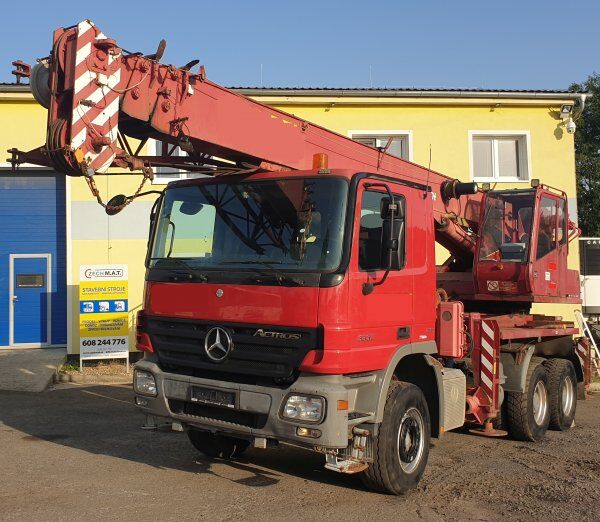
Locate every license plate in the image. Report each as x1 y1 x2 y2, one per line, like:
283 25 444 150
190 386 236 409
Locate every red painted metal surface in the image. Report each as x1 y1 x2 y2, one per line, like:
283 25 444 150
437 301 466 358
146 281 320 327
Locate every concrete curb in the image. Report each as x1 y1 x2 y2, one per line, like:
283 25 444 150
46 352 68 391
56 373 133 385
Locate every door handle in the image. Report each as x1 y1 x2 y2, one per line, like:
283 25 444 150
12 296 18 303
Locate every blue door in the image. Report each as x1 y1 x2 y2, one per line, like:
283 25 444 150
11 256 50 345
0 173 66 348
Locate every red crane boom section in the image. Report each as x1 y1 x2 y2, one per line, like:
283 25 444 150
20 20 482 258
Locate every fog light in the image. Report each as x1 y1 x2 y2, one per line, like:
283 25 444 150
297 427 322 438
134 370 157 396
282 395 324 423
135 396 150 407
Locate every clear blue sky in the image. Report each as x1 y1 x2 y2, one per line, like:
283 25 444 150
2 0 598 90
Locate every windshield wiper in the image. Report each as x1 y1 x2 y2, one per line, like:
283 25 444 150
150 258 208 282
219 260 305 286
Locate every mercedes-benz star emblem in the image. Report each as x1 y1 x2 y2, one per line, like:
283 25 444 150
204 326 233 362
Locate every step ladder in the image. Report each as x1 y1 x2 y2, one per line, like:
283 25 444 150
575 310 600 377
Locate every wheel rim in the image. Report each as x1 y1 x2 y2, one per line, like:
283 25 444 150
532 380 548 426
561 376 575 417
397 407 425 474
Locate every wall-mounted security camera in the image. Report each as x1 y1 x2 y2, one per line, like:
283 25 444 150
566 118 577 134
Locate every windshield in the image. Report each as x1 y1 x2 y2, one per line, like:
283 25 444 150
149 177 348 272
479 191 534 262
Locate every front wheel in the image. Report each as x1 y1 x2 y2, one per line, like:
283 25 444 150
360 382 430 495
186 429 250 459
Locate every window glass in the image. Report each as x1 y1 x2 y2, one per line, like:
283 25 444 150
479 191 534 262
150 177 348 272
151 140 210 184
16 274 45 288
353 135 409 160
580 239 600 276
156 202 216 258
472 135 528 181
473 138 494 179
358 190 405 271
557 199 567 245
536 197 557 259
497 138 520 179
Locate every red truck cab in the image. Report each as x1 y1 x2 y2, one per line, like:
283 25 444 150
134 168 448 489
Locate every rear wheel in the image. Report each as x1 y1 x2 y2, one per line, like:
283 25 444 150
186 429 250 459
544 359 577 431
505 362 550 441
360 382 430 495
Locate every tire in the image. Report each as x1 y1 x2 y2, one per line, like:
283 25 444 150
544 359 577 431
505 362 550 441
360 382 430 495
186 429 250 459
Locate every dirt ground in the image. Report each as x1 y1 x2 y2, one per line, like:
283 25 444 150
0 384 598 522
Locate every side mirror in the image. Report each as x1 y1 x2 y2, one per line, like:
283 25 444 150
381 196 405 269
105 194 129 215
362 184 405 295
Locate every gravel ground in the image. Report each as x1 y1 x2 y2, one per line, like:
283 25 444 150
0 384 598 521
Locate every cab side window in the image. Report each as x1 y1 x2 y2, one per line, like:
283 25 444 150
358 189 405 271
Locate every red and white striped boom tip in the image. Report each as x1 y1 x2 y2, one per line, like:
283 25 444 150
69 20 123 174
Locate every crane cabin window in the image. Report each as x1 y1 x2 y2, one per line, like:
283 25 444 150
479 191 534 262
536 197 558 260
471 134 530 182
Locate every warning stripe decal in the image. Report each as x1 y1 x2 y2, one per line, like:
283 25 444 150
480 320 496 400
70 20 122 173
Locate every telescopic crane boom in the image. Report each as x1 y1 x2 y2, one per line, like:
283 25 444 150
10 20 480 259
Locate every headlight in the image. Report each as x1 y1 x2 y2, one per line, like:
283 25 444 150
282 395 324 423
134 370 157 396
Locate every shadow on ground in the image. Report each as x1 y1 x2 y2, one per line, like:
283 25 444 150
0 384 365 491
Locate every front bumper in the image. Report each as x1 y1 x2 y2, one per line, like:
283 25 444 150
134 357 379 449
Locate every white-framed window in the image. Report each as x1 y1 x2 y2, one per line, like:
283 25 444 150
147 140 208 185
348 131 413 161
470 131 531 182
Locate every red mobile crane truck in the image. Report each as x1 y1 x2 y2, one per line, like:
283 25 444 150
10 20 593 494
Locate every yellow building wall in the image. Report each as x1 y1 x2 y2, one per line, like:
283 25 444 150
1 92 582 352
0 94 47 153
